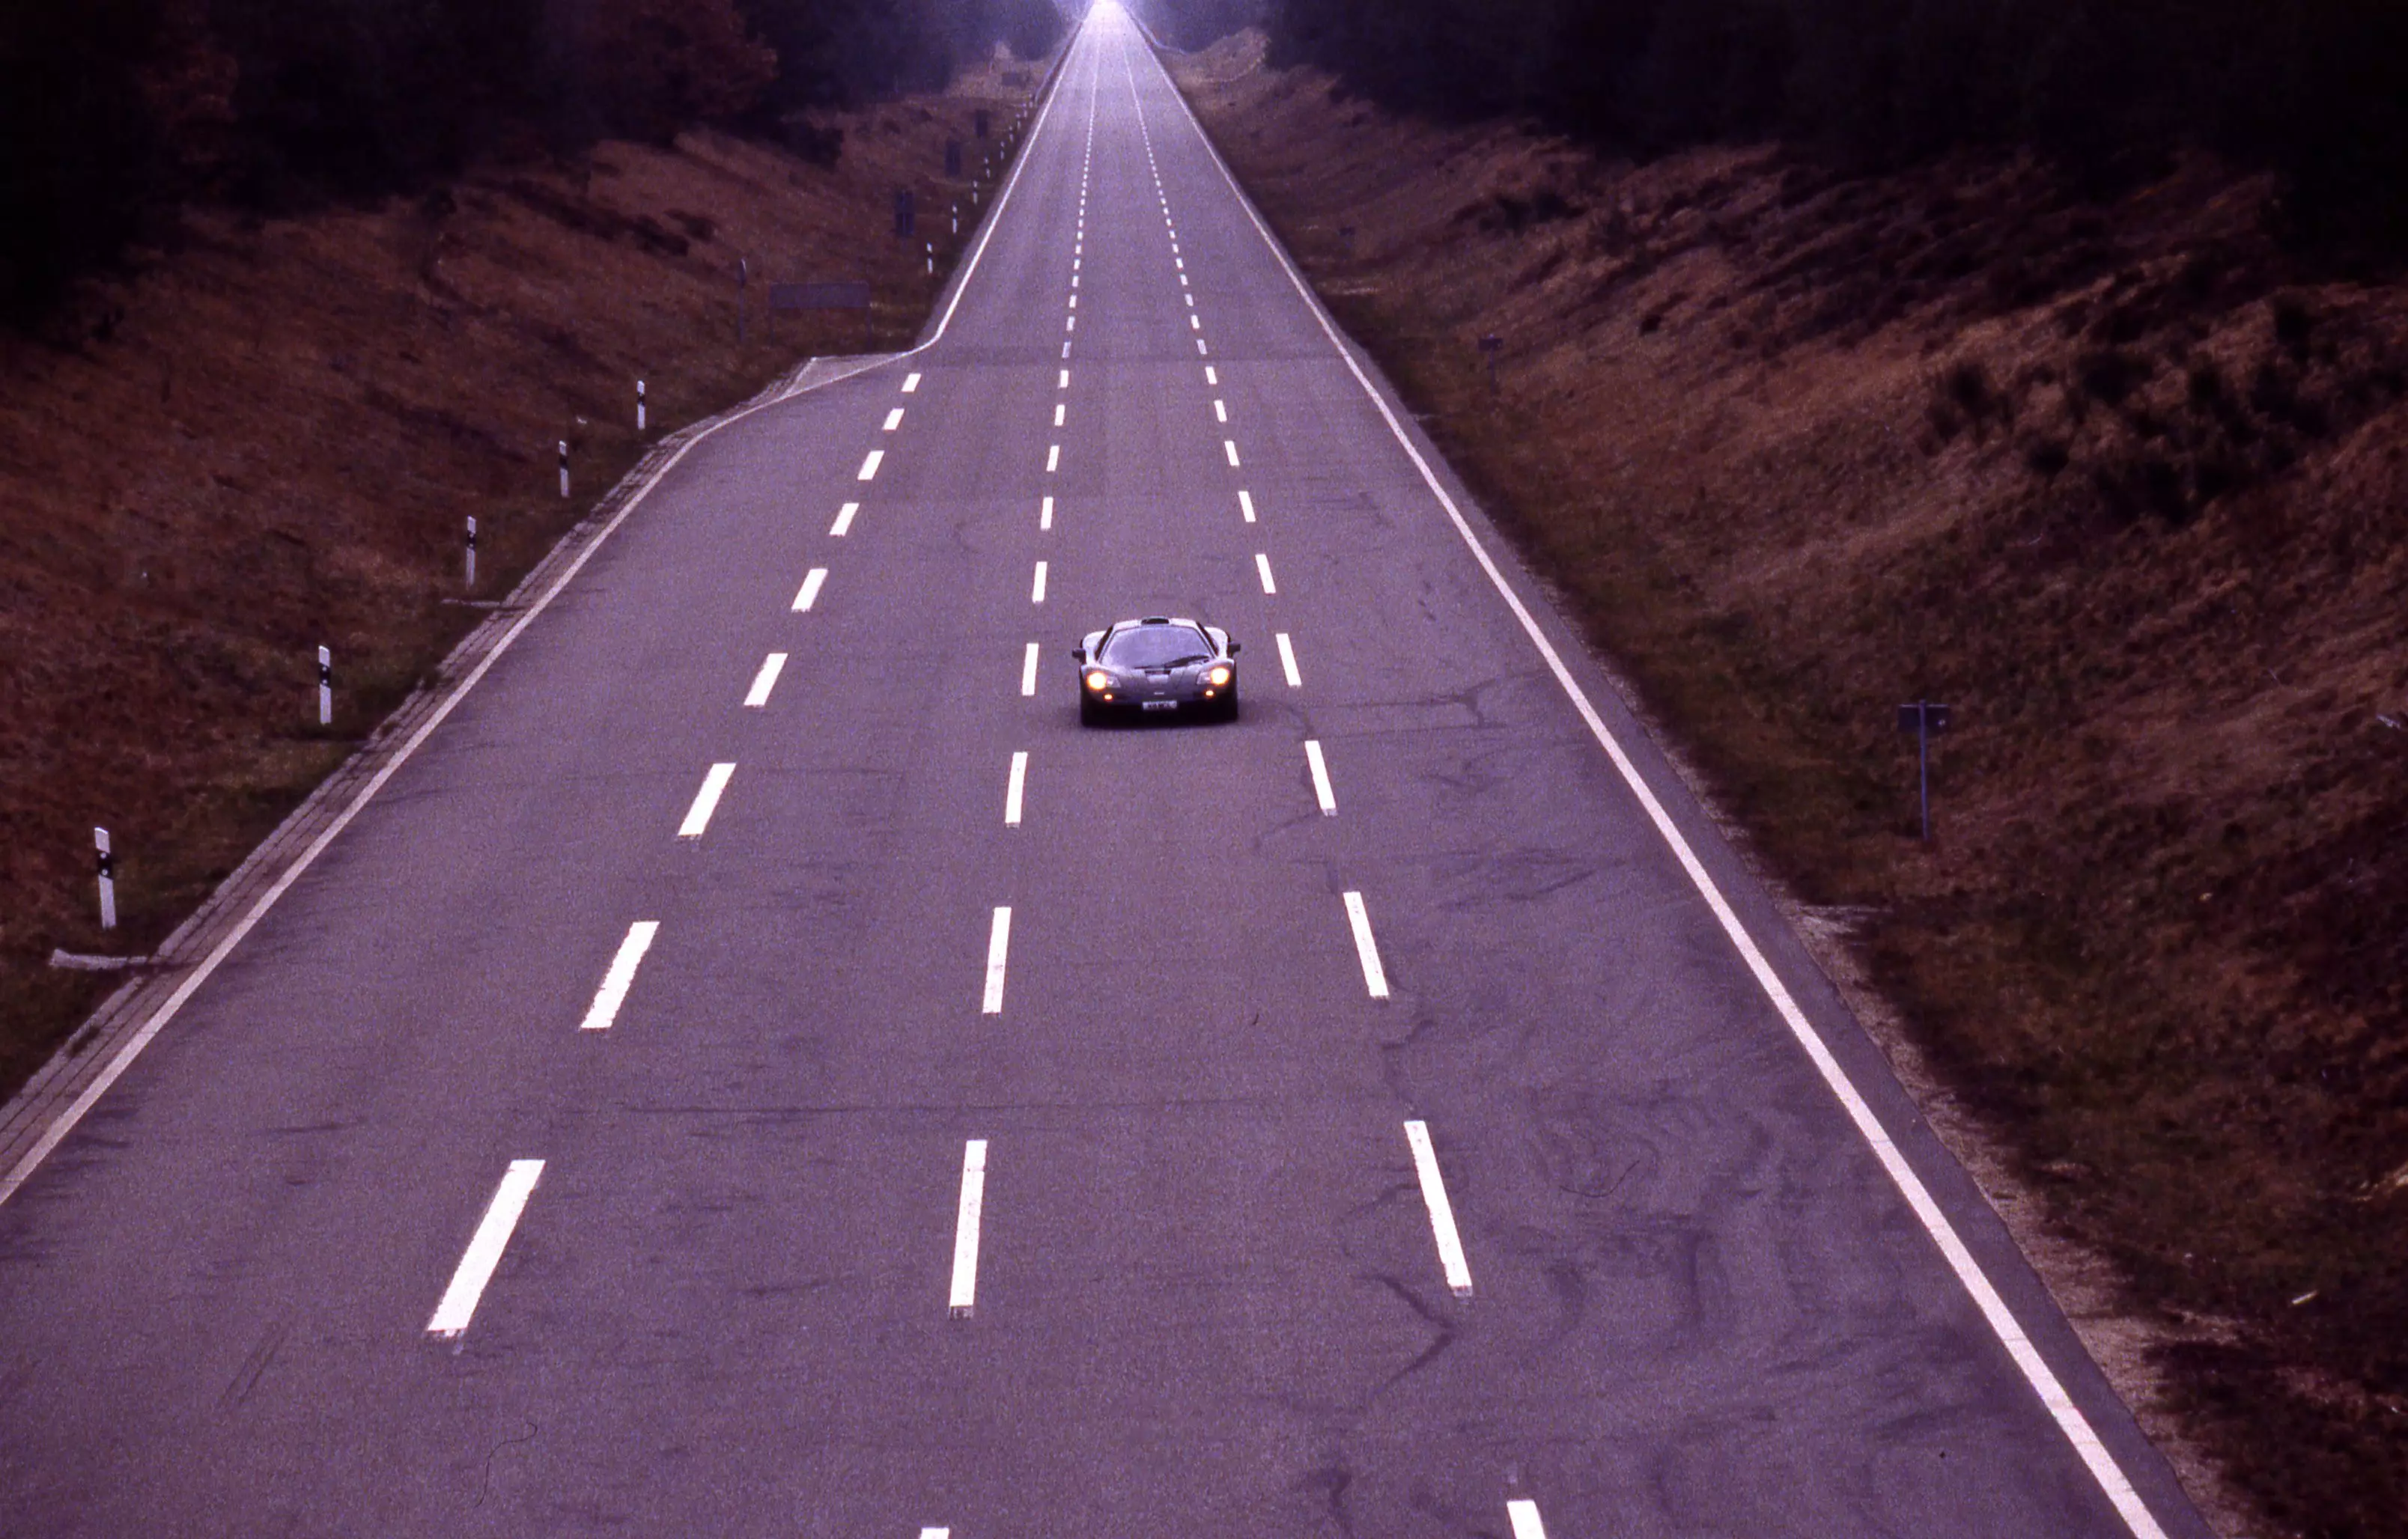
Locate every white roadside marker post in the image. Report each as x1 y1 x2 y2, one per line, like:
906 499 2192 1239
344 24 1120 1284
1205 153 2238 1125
557 440 570 499
316 646 332 727
636 379 647 434
926 241 935 276
93 827 116 932
463 516 477 590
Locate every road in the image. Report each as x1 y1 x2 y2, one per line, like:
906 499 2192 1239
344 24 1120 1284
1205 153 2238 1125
0 7 2212 1536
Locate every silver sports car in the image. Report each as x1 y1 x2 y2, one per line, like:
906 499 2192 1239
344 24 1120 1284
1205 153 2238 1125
1071 617 1242 724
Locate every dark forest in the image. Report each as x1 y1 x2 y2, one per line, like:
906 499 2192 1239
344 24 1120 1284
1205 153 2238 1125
0 0 1065 324
1148 0 2407 255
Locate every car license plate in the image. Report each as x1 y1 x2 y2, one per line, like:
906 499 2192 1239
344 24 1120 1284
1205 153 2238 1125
1141 700 1178 712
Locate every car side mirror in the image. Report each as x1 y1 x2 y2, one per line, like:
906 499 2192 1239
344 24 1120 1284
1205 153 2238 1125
1227 640 1242 655
1069 647 1086 662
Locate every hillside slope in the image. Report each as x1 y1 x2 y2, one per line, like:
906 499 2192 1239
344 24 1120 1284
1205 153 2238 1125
0 89 1024 1106
1173 31 2406 1539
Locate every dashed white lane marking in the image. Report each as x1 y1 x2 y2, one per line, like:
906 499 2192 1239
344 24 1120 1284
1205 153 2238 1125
902 373 921 394
1304 740 1337 814
982 908 1012 1014
791 567 827 612
920 1529 951 1539
1065 314 1075 332
1071 275 1080 290
1164 40 2176 1531
1040 496 1054 531
744 652 787 708
1054 403 1067 427
830 501 860 537
1005 752 1028 826
1184 293 1194 305
1062 341 1072 360
857 449 883 481
883 407 905 431
427 1159 544 1338
1223 439 1241 467
1178 257 1186 271
1197 340 1209 356
1021 642 1042 697
1214 399 1227 423
949 1139 989 1318
1189 314 1201 332
1404 1121 1475 1297
1506 1499 1548 1539
1030 561 1048 604
1277 632 1302 687
1204 365 1217 385
678 762 736 838
1047 445 1062 473
580 921 660 1031
1342 892 1389 999
1068 293 1077 308
1254 552 1277 594
1059 369 1070 388
1238 490 1256 522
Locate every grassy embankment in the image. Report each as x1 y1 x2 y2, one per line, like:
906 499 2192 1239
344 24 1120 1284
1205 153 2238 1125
1172 31 2406 1539
0 74 1036 1108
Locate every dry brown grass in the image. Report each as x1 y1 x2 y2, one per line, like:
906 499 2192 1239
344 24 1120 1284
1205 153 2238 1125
0 91 1026 1103
1176 32 2408 1539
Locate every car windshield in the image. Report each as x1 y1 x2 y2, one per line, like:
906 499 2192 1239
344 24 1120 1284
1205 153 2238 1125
1101 626 1212 668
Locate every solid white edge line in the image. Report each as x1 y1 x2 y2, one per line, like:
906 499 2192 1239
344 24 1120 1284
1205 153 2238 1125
1304 740 1337 814
1254 552 1277 594
982 906 1012 1014
1238 489 1256 522
792 567 827 612
1148 32 2171 1539
857 448 884 481
1005 751 1028 826
677 762 736 839
1403 1120 1474 1297
426 1158 544 1338
949 1139 988 1317
1506 1499 1548 1539
830 501 860 537
1341 891 1388 999
579 920 660 1031
1021 641 1042 697
743 652 787 708
1276 632 1301 687
1031 561 1048 604
0 3 1089 1213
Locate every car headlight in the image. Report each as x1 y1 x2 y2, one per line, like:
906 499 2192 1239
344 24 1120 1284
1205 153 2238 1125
1205 664 1232 687
1083 669 1112 692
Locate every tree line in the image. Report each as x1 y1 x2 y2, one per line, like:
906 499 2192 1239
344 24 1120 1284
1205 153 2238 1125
0 0 1066 326
1143 0 2407 252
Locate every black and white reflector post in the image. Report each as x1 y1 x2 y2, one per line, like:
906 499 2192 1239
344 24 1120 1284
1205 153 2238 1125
94 826 116 931
464 515 478 589
558 440 570 500
636 379 647 434
317 645 332 727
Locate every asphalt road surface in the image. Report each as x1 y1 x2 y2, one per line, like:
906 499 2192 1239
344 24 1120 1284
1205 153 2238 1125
0 7 2214 1536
